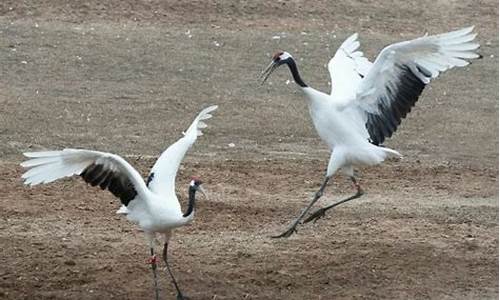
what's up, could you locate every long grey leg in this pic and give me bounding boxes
[148,247,160,300]
[303,176,364,224]
[162,242,187,300]
[272,176,331,238]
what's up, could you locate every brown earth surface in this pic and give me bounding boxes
[0,1,498,299]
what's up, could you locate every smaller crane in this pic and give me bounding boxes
[21,105,218,300]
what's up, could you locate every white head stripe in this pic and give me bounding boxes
[279,52,292,60]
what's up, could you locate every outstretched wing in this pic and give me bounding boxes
[147,105,218,197]
[328,33,373,100]
[352,26,480,145]
[21,149,148,206]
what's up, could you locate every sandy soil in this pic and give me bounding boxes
[0,1,498,299]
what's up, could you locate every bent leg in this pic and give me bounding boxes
[303,176,364,224]
[272,176,331,238]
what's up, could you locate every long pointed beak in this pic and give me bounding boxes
[259,60,279,85]
[198,185,209,200]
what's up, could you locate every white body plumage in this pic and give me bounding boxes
[303,87,400,177]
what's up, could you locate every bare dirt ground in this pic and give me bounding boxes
[0,1,498,299]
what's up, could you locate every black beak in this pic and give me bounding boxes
[259,60,280,85]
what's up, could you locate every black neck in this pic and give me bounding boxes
[183,186,197,218]
[285,58,307,88]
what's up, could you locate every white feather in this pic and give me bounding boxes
[444,43,480,51]
[20,156,61,168]
[23,151,64,158]
[328,33,373,101]
[147,105,218,198]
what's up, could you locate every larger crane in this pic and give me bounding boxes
[260,27,480,238]
[21,105,218,300]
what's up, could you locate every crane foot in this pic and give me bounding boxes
[271,226,298,238]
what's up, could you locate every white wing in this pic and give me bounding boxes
[352,26,480,145]
[328,33,373,100]
[146,105,218,197]
[21,149,148,205]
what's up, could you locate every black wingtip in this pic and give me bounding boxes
[477,53,484,59]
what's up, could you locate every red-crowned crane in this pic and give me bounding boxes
[260,27,480,238]
[21,105,218,300]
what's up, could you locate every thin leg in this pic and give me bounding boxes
[303,176,364,224]
[148,247,160,300]
[272,176,331,238]
[162,242,187,300]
